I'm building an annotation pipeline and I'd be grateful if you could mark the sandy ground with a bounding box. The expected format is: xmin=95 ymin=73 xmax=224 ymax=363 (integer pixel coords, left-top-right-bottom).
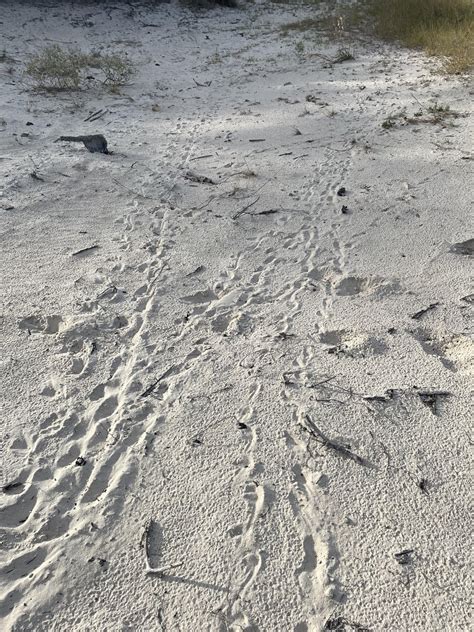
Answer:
xmin=0 ymin=1 xmax=473 ymax=630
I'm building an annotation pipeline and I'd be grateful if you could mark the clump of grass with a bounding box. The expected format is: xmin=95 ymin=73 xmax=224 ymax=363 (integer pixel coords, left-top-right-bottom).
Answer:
xmin=408 ymin=102 xmax=460 ymax=124
xmin=382 ymin=116 xmax=397 ymax=129
xmin=26 ymin=45 xmax=133 ymax=91
xmin=209 ymin=50 xmax=223 ymax=64
xmin=358 ymin=0 xmax=473 ymax=73
xmin=295 ymin=40 xmax=305 ymax=56
xmin=382 ymin=103 xmax=461 ymax=129
xmin=333 ymin=47 xmax=354 ymax=63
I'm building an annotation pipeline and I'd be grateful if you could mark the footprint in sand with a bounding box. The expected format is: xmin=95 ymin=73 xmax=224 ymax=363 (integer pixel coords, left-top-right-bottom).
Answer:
xmin=94 ymin=395 xmax=118 ymax=420
xmin=18 ymin=315 xmax=63 ymax=334
xmin=334 ymin=275 xmax=400 ymax=297
xmin=180 ymin=288 xmax=217 ymax=304
xmin=0 ymin=485 xmax=38 ymax=528
xmin=320 ymin=329 xmax=389 ymax=357
xmin=412 ymin=328 xmax=474 ymax=373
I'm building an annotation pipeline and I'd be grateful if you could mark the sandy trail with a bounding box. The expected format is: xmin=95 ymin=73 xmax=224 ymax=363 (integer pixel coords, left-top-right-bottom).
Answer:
xmin=0 ymin=1 xmax=472 ymax=630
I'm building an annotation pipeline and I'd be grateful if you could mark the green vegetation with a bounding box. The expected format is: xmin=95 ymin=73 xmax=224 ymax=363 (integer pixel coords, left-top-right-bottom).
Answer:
xmin=87 ymin=52 xmax=133 ymax=86
xmin=355 ymin=0 xmax=473 ymax=73
xmin=295 ymin=40 xmax=305 ymax=56
xmin=281 ymin=0 xmax=473 ymax=73
xmin=26 ymin=46 xmax=133 ymax=91
xmin=382 ymin=103 xmax=461 ymax=129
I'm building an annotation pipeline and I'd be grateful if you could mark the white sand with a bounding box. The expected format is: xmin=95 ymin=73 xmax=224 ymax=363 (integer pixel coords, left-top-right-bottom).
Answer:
xmin=0 ymin=1 xmax=472 ymax=630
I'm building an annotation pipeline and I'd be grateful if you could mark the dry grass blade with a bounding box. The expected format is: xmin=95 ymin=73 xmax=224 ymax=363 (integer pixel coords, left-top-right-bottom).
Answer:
xmin=232 ymin=195 xmax=260 ymax=220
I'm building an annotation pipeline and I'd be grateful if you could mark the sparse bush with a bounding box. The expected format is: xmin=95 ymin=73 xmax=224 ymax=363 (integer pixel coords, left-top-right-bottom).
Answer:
xmin=26 ymin=46 xmax=133 ymax=91
xmin=26 ymin=46 xmax=84 ymax=90
xmin=295 ymin=40 xmax=305 ymax=56
xmin=86 ymin=52 xmax=133 ymax=86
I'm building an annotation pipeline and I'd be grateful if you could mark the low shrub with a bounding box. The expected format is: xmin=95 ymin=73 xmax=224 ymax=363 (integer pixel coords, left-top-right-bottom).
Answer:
xmin=26 ymin=45 xmax=133 ymax=91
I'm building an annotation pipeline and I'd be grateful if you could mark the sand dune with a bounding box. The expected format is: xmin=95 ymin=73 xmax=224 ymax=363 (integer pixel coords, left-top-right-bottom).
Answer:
xmin=0 ymin=1 xmax=472 ymax=630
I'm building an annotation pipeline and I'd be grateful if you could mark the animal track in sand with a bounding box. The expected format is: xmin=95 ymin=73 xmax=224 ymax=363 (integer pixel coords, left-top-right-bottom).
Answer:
xmin=68 ymin=357 xmax=85 ymax=375
xmin=319 ymin=329 xmax=389 ymax=357
xmin=39 ymin=381 xmax=58 ymax=398
xmin=296 ymin=534 xmax=317 ymax=576
xmin=281 ymin=339 xmax=340 ymax=627
xmin=334 ymin=275 xmax=400 ymax=297
xmin=18 ymin=315 xmax=63 ymax=334
xmin=89 ymin=383 xmax=106 ymax=401
xmin=93 ymin=395 xmax=119 ymax=421
xmin=0 ymin=485 xmax=38 ymax=528
xmin=180 ymin=288 xmax=217 ymax=304
xmin=412 ymin=328 xmax=474 ymax=373
xmin=1 ymin=103 xmax=214 ymax=628
xmin=290 ymin=463 xmax=335 ymax=629
xmin=56 ymin=444 xmax=81 ymax=468
xmin=1 ymin=546 xmax=47 ymax=582
xmin=220 ymin=384 xmax=266 ymax=628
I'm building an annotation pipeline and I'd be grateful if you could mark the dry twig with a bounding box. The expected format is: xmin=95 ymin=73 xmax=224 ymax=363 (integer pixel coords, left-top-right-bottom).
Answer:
xmin=143 ymin=519 xmax=183 ymax=576
xmin=302 ymin=414 xmax=369 ymax=467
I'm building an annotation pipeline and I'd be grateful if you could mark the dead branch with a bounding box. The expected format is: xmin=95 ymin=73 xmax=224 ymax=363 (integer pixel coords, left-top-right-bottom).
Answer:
xmin=143 ymin=519 xmax=183 ymax=576
xmin=112 ymin=178 xmax=155 ymax=199
xmin=140 ymin=365 xmax=175 ymax=398
xmin=71 ymin=245 xmax=99 ymax=256
xmin=184 ymin=170 xmax=217 ymax=185
xmin=302 ymin=414 xmax=369 ymax=467
xmin=411 ymin=303 xmax=439 ymax=320
xmin=232 ymin=195 xmax=260 ymax=220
